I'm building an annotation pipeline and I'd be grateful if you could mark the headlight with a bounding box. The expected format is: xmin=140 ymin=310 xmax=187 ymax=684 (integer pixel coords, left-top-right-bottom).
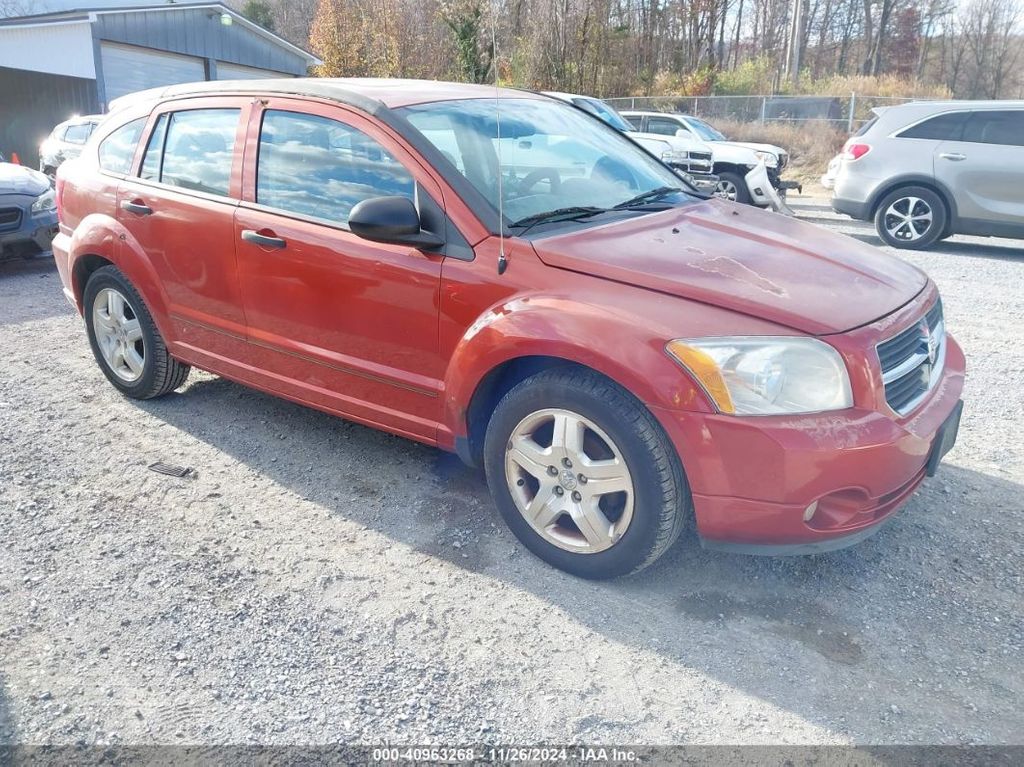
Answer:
xmin=754 ymin=150 xmax=778 ymax=167
xmin=660 ymin=150 xmax=686 ymax=164
xmin=666 ymin=337 xmax=852 ymax=415
xmin=32 ymin=189 xmax=56 ymax=213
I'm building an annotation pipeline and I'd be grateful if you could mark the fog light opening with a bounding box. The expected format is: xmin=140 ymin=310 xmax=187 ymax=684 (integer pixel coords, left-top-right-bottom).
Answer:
xmin=803 ymin=501 xmax=819 ymax=523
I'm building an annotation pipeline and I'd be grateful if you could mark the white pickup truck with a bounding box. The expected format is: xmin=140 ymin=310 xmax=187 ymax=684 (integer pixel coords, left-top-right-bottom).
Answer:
xmin=621 ymin=110 xmax=799 ymax=205
xmin=542 ymin=92 xmax=719 ymax=196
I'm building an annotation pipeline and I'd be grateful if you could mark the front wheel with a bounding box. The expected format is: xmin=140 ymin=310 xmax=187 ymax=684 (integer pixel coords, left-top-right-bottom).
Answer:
xmin=483 ymin=368 xmax=690 ymax=579
xmin=714 ymin=171 xmax=752 ymax=204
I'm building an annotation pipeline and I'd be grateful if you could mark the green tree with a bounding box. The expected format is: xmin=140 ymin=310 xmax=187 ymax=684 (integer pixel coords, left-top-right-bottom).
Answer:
xmin=241 ymin=0 xmax=276 ymax=32
xmin=440 ymin=0 xmax=493 ymax=83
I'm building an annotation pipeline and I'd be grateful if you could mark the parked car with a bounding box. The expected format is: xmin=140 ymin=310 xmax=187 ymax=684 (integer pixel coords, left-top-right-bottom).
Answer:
xmin=542 ymin=91 xmax=719 ymax=195
xmin=54 ymin=79 xmax=964 ymax=579
xmin=1 ymin=160 xmax=58 ymax=262
xmin=621 ymin=110 xmax=797 ymax=203
xmin=832 ymin=101 xmax=1024 ymax=249
xmin=39 ymin=114 xmax=102 ymax=178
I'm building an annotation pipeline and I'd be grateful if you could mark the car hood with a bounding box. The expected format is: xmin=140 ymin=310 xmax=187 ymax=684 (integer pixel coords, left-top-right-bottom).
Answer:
xmin=722 ymin=140 xmax=787 ymax=159
xmin=632 ymin=130 xmax=713 ymax=154
xmin=0 ymin=163 xmax=49 ymax=196
xmin=531 ymin=199 xmax=927 ymax=335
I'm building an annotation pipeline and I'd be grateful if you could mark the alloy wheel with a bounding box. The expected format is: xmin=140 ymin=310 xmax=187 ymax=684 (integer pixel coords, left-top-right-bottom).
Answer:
xmin=883 ymin=196 xmax=933 ymax=242
xmin=714 ymin=179 xmax=738 ymax=201
xmin=504 ymin=408 xmax=634 ymax=554
xmin=92 ymin=287 xmax=146 ymax=382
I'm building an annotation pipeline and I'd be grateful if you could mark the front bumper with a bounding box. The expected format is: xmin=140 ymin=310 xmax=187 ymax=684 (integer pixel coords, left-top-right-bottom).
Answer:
xmin=0 ymin=204 xmax=58 ymax=258
xmin=673 ymin=168 xmax=719 ymax=194
xmin=654 ymin=327 xmax=966 ymax=552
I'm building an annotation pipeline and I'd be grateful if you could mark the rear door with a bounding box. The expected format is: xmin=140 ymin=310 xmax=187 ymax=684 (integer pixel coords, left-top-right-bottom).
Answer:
xmin=233 ymin=98 xmax=449 ymax=440
xmin=116 ymin=97 xmax=250 ymax=361
xmin=933 ymin=109 xmax=1024 ymax=229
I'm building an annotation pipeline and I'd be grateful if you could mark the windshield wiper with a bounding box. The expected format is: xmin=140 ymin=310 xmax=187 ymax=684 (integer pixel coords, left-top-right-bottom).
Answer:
xmin=509 ymin=206 xmax=608 ymax=236
xmin=613 ymin=186 xmax=686 ymax=210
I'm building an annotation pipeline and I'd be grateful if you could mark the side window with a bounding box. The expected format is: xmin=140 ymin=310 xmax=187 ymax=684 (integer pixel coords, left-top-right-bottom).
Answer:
xmin=140 ymin=114 xmax=169 ymax=181
xmin=98 ymin=117 xmax=147 ymax=175
xmin=624 ymin=115 xmax=642 ymax=130
xmin=897 ymin=112 xmax=968 ymax=141
xmin=160 ymin=109 xmax=239 ymax=197
xmin=256 ymin=110 xmax=414 ymax=225
xmin=64 ymin=123 xmax=92 ymax=144
xmin=962 ymin=111 xmax=1024 ymax=147
xmin=647 ymin=117 xmax=683 ymax=136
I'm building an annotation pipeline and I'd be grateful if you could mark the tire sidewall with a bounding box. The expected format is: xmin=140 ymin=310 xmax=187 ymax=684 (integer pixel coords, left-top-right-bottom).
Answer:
xmin=874 ymin=186 xmax=947 ymax=250
xmin=83 ymin=267 xmax=162 ymax=398
xmin=484 ymin=374 xmax=681 ymax=579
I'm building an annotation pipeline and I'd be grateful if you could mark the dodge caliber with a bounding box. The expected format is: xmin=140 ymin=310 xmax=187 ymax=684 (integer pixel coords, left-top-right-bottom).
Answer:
xmin=52 ymin=79 xmax=965 ymax=578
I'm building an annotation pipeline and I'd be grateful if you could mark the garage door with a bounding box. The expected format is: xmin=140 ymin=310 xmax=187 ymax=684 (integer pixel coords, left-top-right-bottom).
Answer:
xmin=217 ymin=62 xmax=290 ymax=80
xmin=101 ymin=43 xmax=205 ymax=102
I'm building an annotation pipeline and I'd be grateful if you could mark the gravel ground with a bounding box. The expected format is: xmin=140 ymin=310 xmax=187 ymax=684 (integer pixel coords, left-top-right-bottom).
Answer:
xmin=1 ymin=195 xmax=1022 ymax=747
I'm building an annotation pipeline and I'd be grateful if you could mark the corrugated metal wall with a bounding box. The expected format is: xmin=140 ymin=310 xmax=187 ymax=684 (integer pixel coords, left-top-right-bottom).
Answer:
xmin=0 ymin=67 xmax=99 ymax=168
xmin=94 ymin=8 xmax=309 ymax=76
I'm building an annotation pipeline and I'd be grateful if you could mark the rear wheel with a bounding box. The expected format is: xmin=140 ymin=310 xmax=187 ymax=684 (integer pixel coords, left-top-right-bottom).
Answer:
xmin=874 ymin=186 xmax=947 ymax=250
xmin=483 ymin=368 xmax=690 ymax=579
xmin=83 ymin=265 xmax=190 ymax=399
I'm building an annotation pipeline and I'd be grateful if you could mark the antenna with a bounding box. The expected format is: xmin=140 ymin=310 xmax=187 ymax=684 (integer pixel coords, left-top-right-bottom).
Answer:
xmin=491 ymin=1 xmax=508 ymax=275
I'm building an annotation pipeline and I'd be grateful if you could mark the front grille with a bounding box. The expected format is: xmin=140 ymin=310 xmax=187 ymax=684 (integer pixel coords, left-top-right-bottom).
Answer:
xmin=0 ymin=207 xmax=22 ymax=232
xmin=877 ymin=299 xmax=945 ymax=415
xmin=687 ymin=151 xmax=713 ymax=173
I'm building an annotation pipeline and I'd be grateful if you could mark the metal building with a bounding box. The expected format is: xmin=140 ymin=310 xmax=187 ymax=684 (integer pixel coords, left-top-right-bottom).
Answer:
xmin=0 ymin=2 xmax=320 ymax=166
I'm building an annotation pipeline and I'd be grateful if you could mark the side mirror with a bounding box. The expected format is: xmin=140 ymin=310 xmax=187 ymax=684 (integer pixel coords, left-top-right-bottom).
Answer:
xmin=674 ymin=128 xmax=690 ymax=138
xmin=348 ymin=196 xmax=443 ymax=249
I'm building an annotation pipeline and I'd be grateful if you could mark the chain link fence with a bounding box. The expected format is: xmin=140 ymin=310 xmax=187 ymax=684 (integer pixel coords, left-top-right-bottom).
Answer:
xmin=605 ymin=94 xmax=914 ymax=132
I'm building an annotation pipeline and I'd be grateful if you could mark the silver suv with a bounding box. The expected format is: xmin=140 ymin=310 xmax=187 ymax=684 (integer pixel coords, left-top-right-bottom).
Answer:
xmin=832 ymin=101 xmax=1024 ymax=249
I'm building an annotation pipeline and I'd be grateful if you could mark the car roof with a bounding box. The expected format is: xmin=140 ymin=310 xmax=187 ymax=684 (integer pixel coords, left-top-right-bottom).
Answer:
xmin=109 ymin=78 xmax=545 ymax=115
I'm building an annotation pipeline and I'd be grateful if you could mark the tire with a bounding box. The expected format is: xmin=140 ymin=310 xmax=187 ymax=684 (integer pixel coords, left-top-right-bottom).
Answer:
xmin=874 ymin=186 xmax=947 ymax=250
xmin=483 ymin=368 xmax=690 ymax=579
xmin=83 ymin=265 xmax=190 ymax=399
xmin=714 ymin=171 xmax=752 ymax=205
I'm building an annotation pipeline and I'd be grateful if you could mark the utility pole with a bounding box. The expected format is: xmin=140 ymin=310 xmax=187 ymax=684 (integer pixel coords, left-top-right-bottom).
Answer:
xmin=787 ymin=0 xmax=805 ymax=87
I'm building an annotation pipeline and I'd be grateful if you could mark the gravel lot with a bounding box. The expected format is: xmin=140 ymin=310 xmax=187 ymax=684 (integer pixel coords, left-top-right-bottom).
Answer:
xmin=1 ymin=195 xmax=1022 ymax=747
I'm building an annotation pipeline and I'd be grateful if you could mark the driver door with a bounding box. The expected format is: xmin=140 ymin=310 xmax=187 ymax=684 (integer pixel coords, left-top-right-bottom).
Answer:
xmin=234 ymin=99 xmax=448 ymax=441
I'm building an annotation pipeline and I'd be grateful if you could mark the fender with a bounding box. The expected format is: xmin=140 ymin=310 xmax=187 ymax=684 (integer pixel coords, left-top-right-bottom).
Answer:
xmin=866 ymin=173 xmax=960 ymax=223
xmin=440 ymin=292 xmax=717 ymax=446
xmin=69 ymin=212 xmax=176 ymax=343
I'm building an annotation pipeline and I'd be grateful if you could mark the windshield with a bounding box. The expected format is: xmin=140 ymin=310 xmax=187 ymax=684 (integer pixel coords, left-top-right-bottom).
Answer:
xmin=399 ymin=98 xmax=692 ymax=228
xmin=687 ymin=117 xmax=727 ymax=142
xmin=572 ymin=97 xmax=635 ymax=133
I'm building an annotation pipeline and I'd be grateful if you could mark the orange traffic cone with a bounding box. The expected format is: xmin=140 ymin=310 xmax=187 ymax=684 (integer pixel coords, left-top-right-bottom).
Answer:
xmin=10 ymin=152 xmax=20 ymax=165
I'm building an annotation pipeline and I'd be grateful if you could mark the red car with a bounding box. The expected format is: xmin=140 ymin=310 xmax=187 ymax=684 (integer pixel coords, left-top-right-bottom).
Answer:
xmin=53 ymin=79 xmax=964 ymax=579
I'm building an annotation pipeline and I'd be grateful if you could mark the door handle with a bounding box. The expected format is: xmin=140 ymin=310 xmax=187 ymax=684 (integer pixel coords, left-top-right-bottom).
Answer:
xmin=121 ymin=199 xmax=153 ymax=215
xmin=241 ymin=229 xmax=287 ymax=249
xmin=939 ymin=152 xmax=967 ymax=161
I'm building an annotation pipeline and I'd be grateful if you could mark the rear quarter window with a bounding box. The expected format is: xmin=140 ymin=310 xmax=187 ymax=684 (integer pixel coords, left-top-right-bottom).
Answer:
xmin=897 ymin=112 xmax=968 ymax=141
xmin=97 ymin=117 xmax=147 ymax=175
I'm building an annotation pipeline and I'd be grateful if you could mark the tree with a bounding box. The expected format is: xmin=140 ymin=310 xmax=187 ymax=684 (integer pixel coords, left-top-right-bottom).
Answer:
xmin=440 ymin=0 xmax=493 ymax=83
xmin=242 ymin=0 xmax=276 ymax=31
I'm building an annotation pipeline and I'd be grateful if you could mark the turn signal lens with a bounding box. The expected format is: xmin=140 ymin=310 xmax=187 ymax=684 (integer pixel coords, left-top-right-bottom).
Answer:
xmin=665 ymin=340 xmax=735 ymax=414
